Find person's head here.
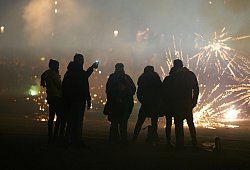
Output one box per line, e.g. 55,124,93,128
73,53,84,66
173,59,183,68
49,59,59,71
115,63,125,73
144,65,154,74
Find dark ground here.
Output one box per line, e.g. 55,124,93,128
0,97,250,170
1,118,250,170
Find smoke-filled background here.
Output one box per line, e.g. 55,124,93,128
0,0,249,128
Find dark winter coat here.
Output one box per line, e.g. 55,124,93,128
163,67,199,115
137,71,162,118
105,71,136,121
62,62,93,102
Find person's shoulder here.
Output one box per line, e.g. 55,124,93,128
187,69,196,76
43,69,50,75
163,75,170,82
138,73,145,80
108,73,115,80
153,72,161,79
125,74,133,80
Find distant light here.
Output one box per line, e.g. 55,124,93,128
114,30,118,37
0,26,4,33
98,70,102,74
41,118,46,122
55,1,58,5
209,1,212,5
55,9,58,14
41,57,46,61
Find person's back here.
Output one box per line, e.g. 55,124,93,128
62,53,98,147
167,66,198,113
62,61,90,102
137,71,162,105
133,66,162,143
166,59,199,148
137,70,162,116
106,63,136,145
40,59,62,143
106,68,136,116
41,69,62,98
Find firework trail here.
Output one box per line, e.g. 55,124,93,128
227,77,250,107
192,28,249,78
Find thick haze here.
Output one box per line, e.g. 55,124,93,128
0,0,250,90
0,0,249,53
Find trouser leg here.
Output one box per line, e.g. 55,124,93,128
133,107,146,141
186,111,197,146
109,120,119,144
53,98,62,140
174,115,184,148
151,117,158,142
48,104,56,142
119,118,128,144
74,101,86,144
165,114,172,144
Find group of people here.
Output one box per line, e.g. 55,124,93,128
41,53,98,147
41,53,199,149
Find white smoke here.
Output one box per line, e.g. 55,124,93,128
22,0,53,46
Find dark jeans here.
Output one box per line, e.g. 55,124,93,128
133,106,158,142
165,114,173,144
173,109,197,147
109,118,128,144
65,101,86,145
174,114,184,148
185,111,197,146
47,96,63,141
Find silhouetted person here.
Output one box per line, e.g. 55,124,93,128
41,59,63,143
62,53,98,147
133,66,162,143
164,59,199,148
106,63,136,145
162,75,174,148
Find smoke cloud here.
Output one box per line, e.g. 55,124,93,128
22,0,53,46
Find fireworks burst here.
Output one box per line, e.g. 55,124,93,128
161,33,249,129
192,27,250,77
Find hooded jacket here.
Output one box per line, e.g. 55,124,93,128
41,69,62,97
